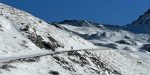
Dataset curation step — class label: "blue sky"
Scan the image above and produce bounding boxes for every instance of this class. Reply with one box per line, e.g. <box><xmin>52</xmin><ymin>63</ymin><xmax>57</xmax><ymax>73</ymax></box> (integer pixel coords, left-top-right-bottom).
<box><xmin>1</xmin><ymin>0</ymin><xmax>150</xmax><ymax>25</ymax></box>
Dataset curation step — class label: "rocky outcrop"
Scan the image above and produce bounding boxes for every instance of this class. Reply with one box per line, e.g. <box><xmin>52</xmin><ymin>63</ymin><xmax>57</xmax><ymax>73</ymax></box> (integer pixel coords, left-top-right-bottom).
<box><xmin>27</xmin><ymin>33</ymin><xmax>63</xmax><ymax>51</ymax></box>
<box><xmin>125</xmin><ymin>9</ymin><xmax>150</xmax><ymax>34</ymax></box>
<box><xmin>20</xmin><ymin>25</ymin><xmax>63</xmax><ymax>51</ymax></box>
<box><xmin>141</xmin><ymin>44</ymin><xmax>150</xmax><ymax>52</ymax></box>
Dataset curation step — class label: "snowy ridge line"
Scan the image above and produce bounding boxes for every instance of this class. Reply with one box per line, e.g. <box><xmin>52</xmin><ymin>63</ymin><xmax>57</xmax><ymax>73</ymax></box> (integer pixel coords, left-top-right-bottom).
<box><xmin>0</xmin><ymin>48</ymin><xmax>101</xmax><ymax>63</ymax></box>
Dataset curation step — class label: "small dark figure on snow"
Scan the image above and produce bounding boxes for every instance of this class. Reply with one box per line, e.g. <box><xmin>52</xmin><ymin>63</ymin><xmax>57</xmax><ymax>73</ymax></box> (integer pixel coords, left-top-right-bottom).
<box><xmin>71</xmin><ymin>46</ymin><xmax>73</xmax><ymax>50</ymax></box>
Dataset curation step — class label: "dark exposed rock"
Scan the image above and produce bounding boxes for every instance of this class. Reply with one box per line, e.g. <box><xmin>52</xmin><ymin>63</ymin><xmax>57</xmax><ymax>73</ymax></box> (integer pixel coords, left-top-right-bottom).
<box><xmin>0</xmin><ymin>64</ymin><xmax>16</xmax><ymax>71</ymax></box>
<box><xmin>116</xmin><ymin>40</ymin><xmax>131</xmax><ymax>45</ymax></box>
<box><xmin>101</xmin><ymin>32</ymin><xmax>107</xmax><ymax>37</ymax></box>
<box><xmin>53</xmin><ymin>56</ymin><xmax>61</xmax><ymax>61</ymax></box>
<box><xmin>68</xmin><ymin>51</ymin><xmax>89</xmax><ymax>66</ymax></box>
<box><xmin>18</xmin><ymin>57</ymin><xmax>40</xmax><ymax>63</ymax></box>
<box><xmin>52</xmin><ymin>55</ymin><xmax>76</xmax><ymax>72</ymax></box>
<box><xmin>124</xmin><ymin>36</ymin><xmax>131</xmax><ymax>39</ymax></box>
<box><xmin>59</xmin><ymin>20</ymin><xmax>100</xmax><ymax>27</ymax></box>
<box><xmin>53</xmin><ymin>56</ymin><xmax>69</xmax><ymax>64</ymax></box>
<box><xmin>62</xmin><ymin>65</ymin><xmax>76</xmax><ymax>72</ymax></box>
<box><xmin>26</xmin><ymin>32</ymin><xmax>63</xmax><ymax>51</ymax></box>
<box><xmin>49</xmin><ymin>71</ymin><xmax>59</xmax><ymax>75</ymax></box>
<box><xmin>27</xmin><ymin>34</ymin><xmax>44</xmax><ymax>48</ymax></box>
<box><xmin>90</xmin><ymin>68</ymin><xmax>101</xmax><ymax>74</ymax></box>
<box><xmin>20</xmin><ymin>25</ymin><xmax>29</xmax><ymax>31</ymax></box>
<box><xmin>51</xmin><ymin>23</ymin><xmax>62</xmax><ymax>29</ymax></box>
<box><xmin>104</xmin><ymin>43</ymin><xmax>118</xmax><ymax>49</ymax></box>
<box><xmin>141</xmin><ymin>44</ymin><xmax>150</xmax><ymax>52</ymax></box>
<box><xmin>47</xmin><ymin>36</ymin><xmax>62</xmax><ymax>48</ymax></box>
<box><xmin>38</xmin><ymin>20</ymin><xmax>42</xmax><ymax>23</ymax></box>
<box><xmin>0</xmin><ymin>24</ymin><xmax>3</xmax><ymax>31</ymax></box>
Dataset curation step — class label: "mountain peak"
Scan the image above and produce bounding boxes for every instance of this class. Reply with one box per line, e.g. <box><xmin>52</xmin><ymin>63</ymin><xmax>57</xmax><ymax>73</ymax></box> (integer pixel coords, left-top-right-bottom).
<box><xmin>145</xmin><ymin>9</ymin><xmax>150</xmax><ymax>14</ymax></box>
<box><xmin>58</xmin><ymin>20</ymin><xmax>100</xmax><ymax>27</ymax></box>
<box><xmin>131</xmin><ymin>9</ymin><xmax>150</xmax><ymax>25</ymax></box>
<box><xmin>126</xmin><ymin>9</ymin><xmax>150</xmax><ymax>34</ymax></box>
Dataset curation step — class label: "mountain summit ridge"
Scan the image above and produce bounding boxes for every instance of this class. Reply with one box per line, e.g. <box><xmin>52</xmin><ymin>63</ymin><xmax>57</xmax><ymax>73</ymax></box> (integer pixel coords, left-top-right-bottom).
<box><xmin>57</xmin><ymin>8</ymin><xmax>150</xmax><ymax>34</ymax></box>
<box><xmin>125</xmin><ymin>9</ymin><xmax>150</xmax><ymax>34</ymax></box>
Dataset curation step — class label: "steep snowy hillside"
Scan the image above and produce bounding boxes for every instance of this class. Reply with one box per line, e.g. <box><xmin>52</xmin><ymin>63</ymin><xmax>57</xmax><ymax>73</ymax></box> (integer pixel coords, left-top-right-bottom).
<box><xmin>0</xmin><ymin>3</ymin><xmax>96</xmax><ymax>57</ymax></box>
<box><xmin>125</xmin><ymin>9</ymin><xmax>150</xmax><ymax>34</ymax></box>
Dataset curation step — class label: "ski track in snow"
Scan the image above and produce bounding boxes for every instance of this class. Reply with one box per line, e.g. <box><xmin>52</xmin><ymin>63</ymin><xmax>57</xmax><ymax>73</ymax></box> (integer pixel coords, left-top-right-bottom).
<box><xmin>0</xmin><ymin>48</ymin><xmax>100</xmax><ymax>63</ymax></box>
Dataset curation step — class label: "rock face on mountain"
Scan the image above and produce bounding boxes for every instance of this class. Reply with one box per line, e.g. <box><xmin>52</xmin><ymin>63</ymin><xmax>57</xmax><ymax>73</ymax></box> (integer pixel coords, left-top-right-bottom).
<box><xmin>125</xmin><ymin>9</ymin><xmax>150</xmax><ymax>34</ymax></box>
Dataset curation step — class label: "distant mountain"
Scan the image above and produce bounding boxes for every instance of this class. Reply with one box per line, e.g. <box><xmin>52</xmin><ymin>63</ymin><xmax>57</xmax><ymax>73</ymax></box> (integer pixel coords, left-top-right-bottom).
<box><xmin>57</xmin><ymin>20</ymin><xmax>122</xmax><ymax>29</ymax></box>
<box><xmin>125</xmin><ymin>9</ymin><xmax>150</xmax><ymax>34</ymax></box>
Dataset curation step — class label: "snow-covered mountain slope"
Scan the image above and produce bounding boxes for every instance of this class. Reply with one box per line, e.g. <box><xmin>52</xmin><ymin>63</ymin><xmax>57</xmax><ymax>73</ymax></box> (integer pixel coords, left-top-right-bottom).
<box><xmin>0</xmin><ymin>3</ymin><xmax>150</xmax><ymax>75</ymax></box>
<box><xmin>1</xmin><ymin>48</ymin><xmax>150</xmax><ymax>75</ymax></box>
<box><xmin>53</xmin><ymin>20</ymin><xmax>150</xmax><ymax>52</ymax></box>
<box><xmin>52</xmin><ymin>20</ymin><xmax>150</xmax><ymax>68</ymax></box>
<box><xmin>0</xmin><ymin>3</ymin><xmax>96</xmax><ymax>57</ymax></box>
<box><xmin>125</xmin><ymin>9</ymin><xmax>150</xmax><ymax>34</ymax></box>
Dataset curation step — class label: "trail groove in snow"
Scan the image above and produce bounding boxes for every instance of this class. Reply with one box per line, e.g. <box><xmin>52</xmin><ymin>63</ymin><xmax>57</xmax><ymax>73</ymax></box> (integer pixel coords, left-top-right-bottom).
<box><xmin>0</xmin><ymin>48</ymin><xmax>100</xmax><ymax>63</ymax></box>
